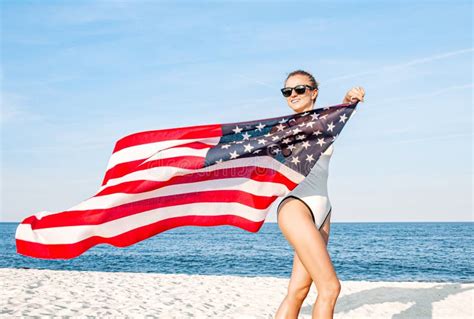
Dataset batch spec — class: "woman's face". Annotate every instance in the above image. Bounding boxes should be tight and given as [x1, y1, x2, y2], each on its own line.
[283, 74, 318, 113]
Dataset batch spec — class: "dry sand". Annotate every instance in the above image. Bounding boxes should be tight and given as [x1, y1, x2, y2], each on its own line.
[1, 268, 472, 318]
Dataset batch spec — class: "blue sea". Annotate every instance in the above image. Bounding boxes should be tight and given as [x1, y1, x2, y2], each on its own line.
[1, 222, 472, 282]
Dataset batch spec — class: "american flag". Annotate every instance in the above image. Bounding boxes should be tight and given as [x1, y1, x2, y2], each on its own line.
[16, 102, 357, 259]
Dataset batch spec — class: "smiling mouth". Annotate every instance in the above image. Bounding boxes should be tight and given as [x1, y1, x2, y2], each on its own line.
[291, 99, 300, 103]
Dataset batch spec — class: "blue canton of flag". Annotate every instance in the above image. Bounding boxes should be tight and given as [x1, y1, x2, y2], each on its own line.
[205, 102, 357, 176]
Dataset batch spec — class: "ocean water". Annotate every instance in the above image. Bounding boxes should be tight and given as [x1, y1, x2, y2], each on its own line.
[1, 222, 472, 282]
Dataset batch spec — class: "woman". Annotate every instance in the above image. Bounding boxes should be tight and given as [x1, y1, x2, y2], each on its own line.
[275, 70, 365, 319]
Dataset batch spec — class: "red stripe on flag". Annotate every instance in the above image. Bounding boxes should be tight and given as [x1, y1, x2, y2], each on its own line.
[112, 124, 222, 153]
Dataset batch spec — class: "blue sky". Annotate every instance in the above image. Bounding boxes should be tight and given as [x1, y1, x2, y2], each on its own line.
[1, 0, 472, 222]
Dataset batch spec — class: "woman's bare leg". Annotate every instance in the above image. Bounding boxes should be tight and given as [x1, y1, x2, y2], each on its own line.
[276, 199, 340, 319]
[320, 212, 332, 245]
[275, 209, 333, 318]
[274, 246, 312, 318]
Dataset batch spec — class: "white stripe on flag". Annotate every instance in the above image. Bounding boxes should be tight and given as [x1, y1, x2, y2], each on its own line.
[106, 137, 221, 170]
[140, 146, 210, 165]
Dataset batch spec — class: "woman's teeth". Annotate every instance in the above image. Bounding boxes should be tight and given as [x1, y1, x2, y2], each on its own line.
[291, 99, 300, 103]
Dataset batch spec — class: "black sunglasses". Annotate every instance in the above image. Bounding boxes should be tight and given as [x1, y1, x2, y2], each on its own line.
[280, 85, 315, 97]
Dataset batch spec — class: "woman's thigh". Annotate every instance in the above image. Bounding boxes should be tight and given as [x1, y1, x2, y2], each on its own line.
[287, 212, 332, 293]
[278, 198, 337, 291]
[320, 212, 331, 245]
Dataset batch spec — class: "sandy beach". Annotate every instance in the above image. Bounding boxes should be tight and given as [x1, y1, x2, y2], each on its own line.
[0, 268, 472, 318]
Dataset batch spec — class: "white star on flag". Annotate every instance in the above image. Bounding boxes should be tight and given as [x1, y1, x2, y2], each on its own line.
[232, 126, 243, 134]
[296, 134, 306, 140]
[305, 154, 315, 163]
[327, 122, 335, 132]
[244, 144, 254, 153]
[229, 150, 239, 159]
[293, 127, 302, 135]
[242, 132, 251, 140]
[291, 156, 300, 164]
[276, 123, 286, 131]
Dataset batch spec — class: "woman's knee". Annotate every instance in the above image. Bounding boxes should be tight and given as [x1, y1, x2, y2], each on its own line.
[288, 284, 311, 302]
[317, 279, 341, 301]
